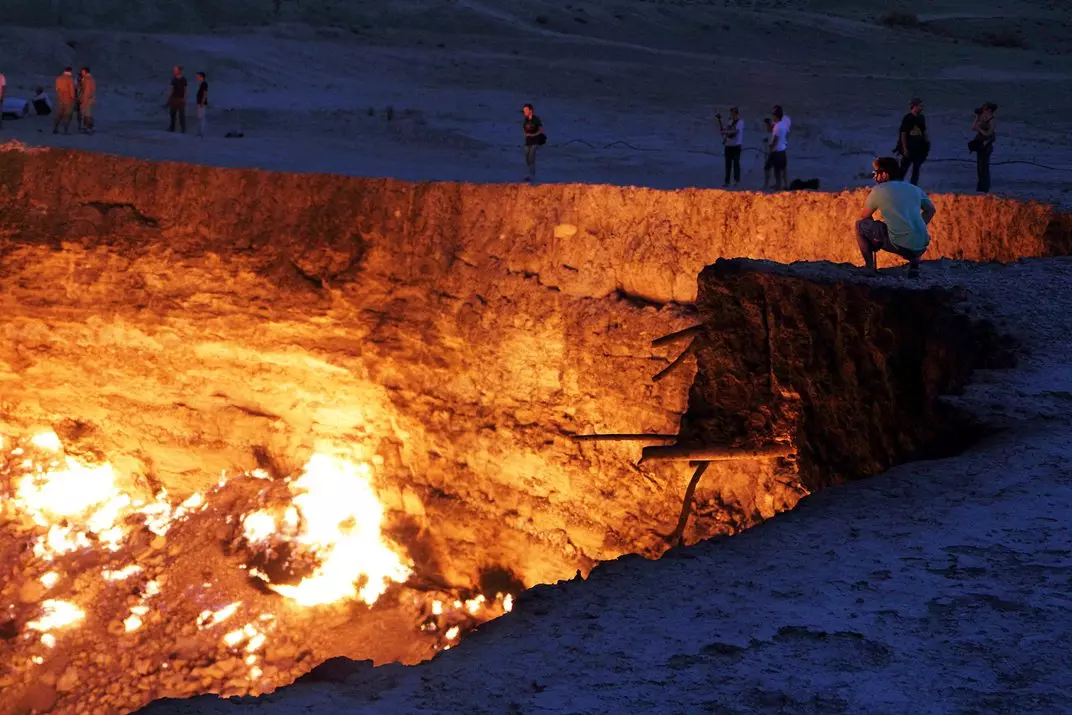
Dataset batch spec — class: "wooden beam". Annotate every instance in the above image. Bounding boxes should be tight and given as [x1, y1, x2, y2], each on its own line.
[571, 433, 679, 442]
[665, 461, 709, 547]
[640, 443, 794, 464]
[651, 324, 702, 347]
[652, 338, 696, 383]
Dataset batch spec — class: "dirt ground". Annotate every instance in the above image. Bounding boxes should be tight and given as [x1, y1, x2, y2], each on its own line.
[0, 0, 1070, 202]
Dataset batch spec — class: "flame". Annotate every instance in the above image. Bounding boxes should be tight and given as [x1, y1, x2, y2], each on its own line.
[9, 433, 207, 565]
[17, 457, 118, 519]
[102, 565, 143, 582]
[29, 431, 63, 451]
[198, 601, 241, 629]
[242, 512, 277, 542]
[39, 572, 60, 589]
[246, 453, 411, 607]
[26, 600, 84, 631]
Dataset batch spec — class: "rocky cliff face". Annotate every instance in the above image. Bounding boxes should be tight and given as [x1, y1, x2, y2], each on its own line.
[683, 259, 1016, 493]
[0, 145, 1053, 714]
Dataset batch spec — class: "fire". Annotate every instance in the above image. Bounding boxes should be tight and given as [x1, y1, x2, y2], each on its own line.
[243, 453, 411, 607]
[29, 431, 63, 451]
[9, 432, 207, 564]
[26, 599, 84, 631]
[17, 457, 118, 520]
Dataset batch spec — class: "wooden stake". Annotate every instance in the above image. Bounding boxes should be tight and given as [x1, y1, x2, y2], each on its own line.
[571, 434, 678, 442]
[651, 324, 702, 347]
[652, 338, 696, 383]
[665, 461, 709, 547]
[640, 443, 794, 464]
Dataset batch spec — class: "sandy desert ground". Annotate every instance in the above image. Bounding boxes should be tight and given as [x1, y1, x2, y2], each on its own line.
[1, 0, 1071, 203]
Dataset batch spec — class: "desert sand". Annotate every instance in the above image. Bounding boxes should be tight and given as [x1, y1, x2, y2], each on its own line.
[1, 0, 1070, 202]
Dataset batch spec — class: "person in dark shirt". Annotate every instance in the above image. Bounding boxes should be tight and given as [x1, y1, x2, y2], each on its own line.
[971, 102, 997, 193]
[167, 65, 188, 133]
[195, 72, 208, 138]
[896, 98, 929, 185]
[521, 103, 545, 182]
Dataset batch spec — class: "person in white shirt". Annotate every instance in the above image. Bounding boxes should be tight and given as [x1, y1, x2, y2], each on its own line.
[719, 106, 744, 187]
[764, 105, 789, 191]
[0, 72, 6, 129]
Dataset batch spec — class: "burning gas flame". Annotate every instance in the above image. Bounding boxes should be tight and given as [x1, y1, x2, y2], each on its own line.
[243, 453, 411, 606]
[10, 431, 207, 564]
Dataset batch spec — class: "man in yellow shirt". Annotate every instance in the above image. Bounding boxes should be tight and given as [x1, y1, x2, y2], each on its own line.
[53, 67, 76, 134]
[79, 67, 97, 134]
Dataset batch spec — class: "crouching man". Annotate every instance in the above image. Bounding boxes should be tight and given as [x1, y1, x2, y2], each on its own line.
[856, 156, 936, 277]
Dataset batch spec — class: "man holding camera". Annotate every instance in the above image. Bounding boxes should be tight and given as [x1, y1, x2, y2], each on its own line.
[896, 98, 929, 186]
[718, 107, 743, 187]
[855, 156, 936, 277]
[970, 103, 997, 193]
[521, 103, 545, 182]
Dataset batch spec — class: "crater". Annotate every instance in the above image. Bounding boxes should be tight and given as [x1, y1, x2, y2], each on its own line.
[0, 147, 1067, 714]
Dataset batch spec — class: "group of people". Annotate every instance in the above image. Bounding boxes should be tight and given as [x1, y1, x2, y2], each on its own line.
[894, 97, 998, 193]
[519, 99, 948, 280]
[713, 97, 999, 194]
[718, 105, 793, 190]
[46, 67, 98, 135]
[0, 64, 210, 138]
[166, 65, 210, 137]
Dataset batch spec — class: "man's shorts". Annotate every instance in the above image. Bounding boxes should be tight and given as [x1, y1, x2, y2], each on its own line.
[857, 218, 922, 262]
[765, 150, 787, 170]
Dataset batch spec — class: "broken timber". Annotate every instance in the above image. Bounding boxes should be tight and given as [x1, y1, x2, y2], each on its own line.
[640, 443, 794, 464]
[571, 433, 679, 442]
[652, 338, 696, 382]
[651, 324, 702, 347]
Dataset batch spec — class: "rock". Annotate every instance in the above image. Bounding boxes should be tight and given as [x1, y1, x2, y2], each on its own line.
[686, 259, 1013, 492]
[296, 656, 373, 684]
[18, 683, 57, 713]
[19, 579, 46, 604]
[57, 666, 80, 692]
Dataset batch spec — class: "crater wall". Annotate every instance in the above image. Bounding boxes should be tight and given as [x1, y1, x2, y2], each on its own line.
[0, 146, 1064, 713]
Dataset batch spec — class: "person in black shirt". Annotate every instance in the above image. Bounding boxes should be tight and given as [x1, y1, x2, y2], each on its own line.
[195, 72, 208, 138]
[522, 103, 545, 182]
[896, 98, 929, 185]
[167, 65, 188, 133]
[970, 102, 997, 193]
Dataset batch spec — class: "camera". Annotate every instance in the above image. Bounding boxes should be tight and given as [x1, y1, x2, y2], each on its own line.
[974, 107, 983, 115]
[715, 112, 722, 120]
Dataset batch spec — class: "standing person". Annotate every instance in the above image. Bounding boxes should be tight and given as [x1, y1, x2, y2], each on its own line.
[855, 156, 936, 277]
[521, 103, 545, 182]
[970, 102, 997, 193]
[53, 67, 76, 134]
[761, 116, 773, 188]
[195, 72, 208, 138]
[719, 106, 743, 187]
[167, 65, 188, 133]
[73, 70, 83, 132]
[79, 67, 97, 135]
[0, 70, 6, 129]
[765, 106, 789, 191]
[896, 98, 929, 185]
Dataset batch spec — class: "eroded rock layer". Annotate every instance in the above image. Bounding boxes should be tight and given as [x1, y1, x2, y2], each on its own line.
[0, 145, 1060, 714]
[683, 259, 1015, 492]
